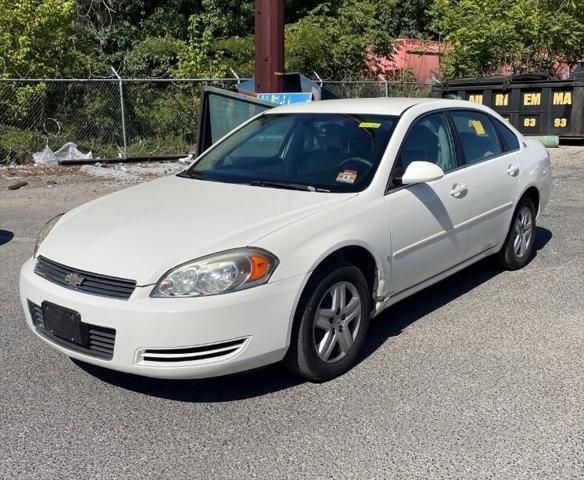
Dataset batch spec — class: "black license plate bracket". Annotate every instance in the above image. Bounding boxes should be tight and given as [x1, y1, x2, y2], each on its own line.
[42, 302, 87, 345]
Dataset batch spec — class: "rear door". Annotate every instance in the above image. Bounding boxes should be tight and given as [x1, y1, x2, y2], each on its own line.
[385, 112, 471, 295]
[448, 110, 520, 256]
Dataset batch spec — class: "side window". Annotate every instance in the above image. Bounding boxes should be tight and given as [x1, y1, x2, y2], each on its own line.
[395, 112, 457, 180]
[494, 119, 520, 152]
[450, 111, 502, 163]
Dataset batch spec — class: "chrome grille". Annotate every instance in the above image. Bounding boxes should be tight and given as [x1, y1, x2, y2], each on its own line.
[35, 256, 136, 300]
[27, 300, 116, 360]
[140, 338, 248, 363]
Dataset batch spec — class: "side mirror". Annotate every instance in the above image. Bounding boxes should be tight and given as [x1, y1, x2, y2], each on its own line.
[402, 161, 445, 185]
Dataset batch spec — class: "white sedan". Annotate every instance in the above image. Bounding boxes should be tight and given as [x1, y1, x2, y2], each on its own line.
[20, 98, 551, 382]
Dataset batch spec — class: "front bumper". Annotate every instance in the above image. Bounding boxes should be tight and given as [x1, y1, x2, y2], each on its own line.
[19, 258, 305, 379]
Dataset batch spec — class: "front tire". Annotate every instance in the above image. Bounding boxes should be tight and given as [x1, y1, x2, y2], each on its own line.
[496, 197, 536, 270]
[285, 262, 371, 382]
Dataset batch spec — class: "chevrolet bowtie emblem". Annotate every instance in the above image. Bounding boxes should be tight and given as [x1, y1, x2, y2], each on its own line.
[64, 272, 84, 287]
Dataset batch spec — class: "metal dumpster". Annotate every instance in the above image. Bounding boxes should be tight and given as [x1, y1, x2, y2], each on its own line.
[431, 73, 584, 140]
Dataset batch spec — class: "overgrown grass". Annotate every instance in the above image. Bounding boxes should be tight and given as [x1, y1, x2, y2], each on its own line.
[0, 127, 46, 165]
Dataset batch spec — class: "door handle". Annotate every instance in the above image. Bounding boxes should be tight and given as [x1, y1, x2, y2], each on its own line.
[506, 164, 519, 176]
[449, 183, 467, 197]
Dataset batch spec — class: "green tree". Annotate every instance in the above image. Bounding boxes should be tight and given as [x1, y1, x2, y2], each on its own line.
[125, 36, 183, 77]
[176, 0, 398, 80]
[431, 0, 584, 78]
[213, 36, 255, 77]
[0, 0, 86, 77]
[377, 0, 436, 39]
[286, 0, 393, 79]
[76, 0, 199, 75]
[174, 16, 229, 78]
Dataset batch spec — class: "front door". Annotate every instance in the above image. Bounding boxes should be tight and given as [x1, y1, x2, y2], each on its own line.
[385, 112, 471, 296]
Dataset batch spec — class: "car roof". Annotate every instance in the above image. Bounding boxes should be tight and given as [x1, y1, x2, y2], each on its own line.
[266, 97, 477, 116]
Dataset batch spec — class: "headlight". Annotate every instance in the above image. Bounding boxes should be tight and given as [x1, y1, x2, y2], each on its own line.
[34, 213, 65, 257]
[151, 248, 279, 297]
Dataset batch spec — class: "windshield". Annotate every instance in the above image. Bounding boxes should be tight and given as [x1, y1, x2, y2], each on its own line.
[185, 113, 399, 192]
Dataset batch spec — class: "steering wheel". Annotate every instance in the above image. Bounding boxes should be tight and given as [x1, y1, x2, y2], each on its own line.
[339, 156, 373, 170]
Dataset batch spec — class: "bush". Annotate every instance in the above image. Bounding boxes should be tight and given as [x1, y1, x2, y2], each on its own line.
[0, 127, 46, 165]
[126, 135, 192, 157]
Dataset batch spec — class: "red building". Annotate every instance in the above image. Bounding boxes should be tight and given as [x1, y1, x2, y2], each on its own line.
[369, 38, 447, 83]
[369, 38, 579, 82]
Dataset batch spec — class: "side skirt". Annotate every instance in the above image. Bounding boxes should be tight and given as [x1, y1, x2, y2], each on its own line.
[373, 246, 497, 317]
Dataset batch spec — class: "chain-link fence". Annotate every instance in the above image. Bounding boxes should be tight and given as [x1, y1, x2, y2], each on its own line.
[0, 78, 241, 164]
[321, 80, 433, 99]
[0, 78, 432, 164]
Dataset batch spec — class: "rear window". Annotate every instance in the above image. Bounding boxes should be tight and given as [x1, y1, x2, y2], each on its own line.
[450, 111, 502, 164]
[494, 120, 520, 152]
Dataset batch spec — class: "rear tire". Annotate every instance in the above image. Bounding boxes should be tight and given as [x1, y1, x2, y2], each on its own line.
[495, 196, 536, 270]
[285, 262, 371, 382]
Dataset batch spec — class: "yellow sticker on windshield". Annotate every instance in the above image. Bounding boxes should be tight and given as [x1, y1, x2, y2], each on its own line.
[470, 120, 486, 135]
[359, 122, 381, 129]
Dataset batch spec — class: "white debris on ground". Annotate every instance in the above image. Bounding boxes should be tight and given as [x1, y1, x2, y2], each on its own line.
[127, 162, 186, 177]
[33, 142, 93, 165]
[79, 164, 136, 181]
[32, 145, 57, 165]
[54, 142, 93, 163]
[178, 153, 193, 164]
[79, 162, 185, 182]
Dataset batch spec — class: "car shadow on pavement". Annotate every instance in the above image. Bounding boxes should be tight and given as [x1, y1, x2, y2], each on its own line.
[0, 230, 14, 246]
[74, 360, 303, 402]
[360, 226, 552, 360]
[76, 226, 552, 402]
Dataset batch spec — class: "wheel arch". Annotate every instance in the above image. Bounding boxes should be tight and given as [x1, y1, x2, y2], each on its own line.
[309, 245, 380, 298]
[283, 243, 382, 359]
[503, 185, 540, 238]
[289, 243, 382, 324]
[521, 185, 540, 216]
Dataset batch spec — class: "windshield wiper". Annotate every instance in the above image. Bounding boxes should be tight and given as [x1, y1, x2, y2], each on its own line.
[249, 180, 317, 192]
[178, 170, 206, 180]
[179, 174, 326, 191]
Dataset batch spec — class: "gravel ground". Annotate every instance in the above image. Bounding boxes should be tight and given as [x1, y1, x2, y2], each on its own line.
[1, 150, 583, 479]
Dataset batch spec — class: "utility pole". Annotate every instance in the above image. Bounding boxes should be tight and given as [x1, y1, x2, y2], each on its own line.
[254, 0, 284, 93]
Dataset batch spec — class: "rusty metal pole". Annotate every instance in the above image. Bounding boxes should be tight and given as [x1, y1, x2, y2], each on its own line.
[254, 0, 284, 93]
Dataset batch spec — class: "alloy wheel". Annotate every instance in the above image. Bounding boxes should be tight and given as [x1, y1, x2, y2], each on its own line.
[513, 206, 533, 258]
[313, 281, 362, 363]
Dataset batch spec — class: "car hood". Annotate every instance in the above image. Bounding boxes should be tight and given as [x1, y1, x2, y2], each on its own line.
[38, 175, 356, 285]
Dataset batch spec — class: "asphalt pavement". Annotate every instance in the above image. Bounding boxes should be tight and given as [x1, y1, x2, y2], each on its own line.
[1, 149, 583, 479]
